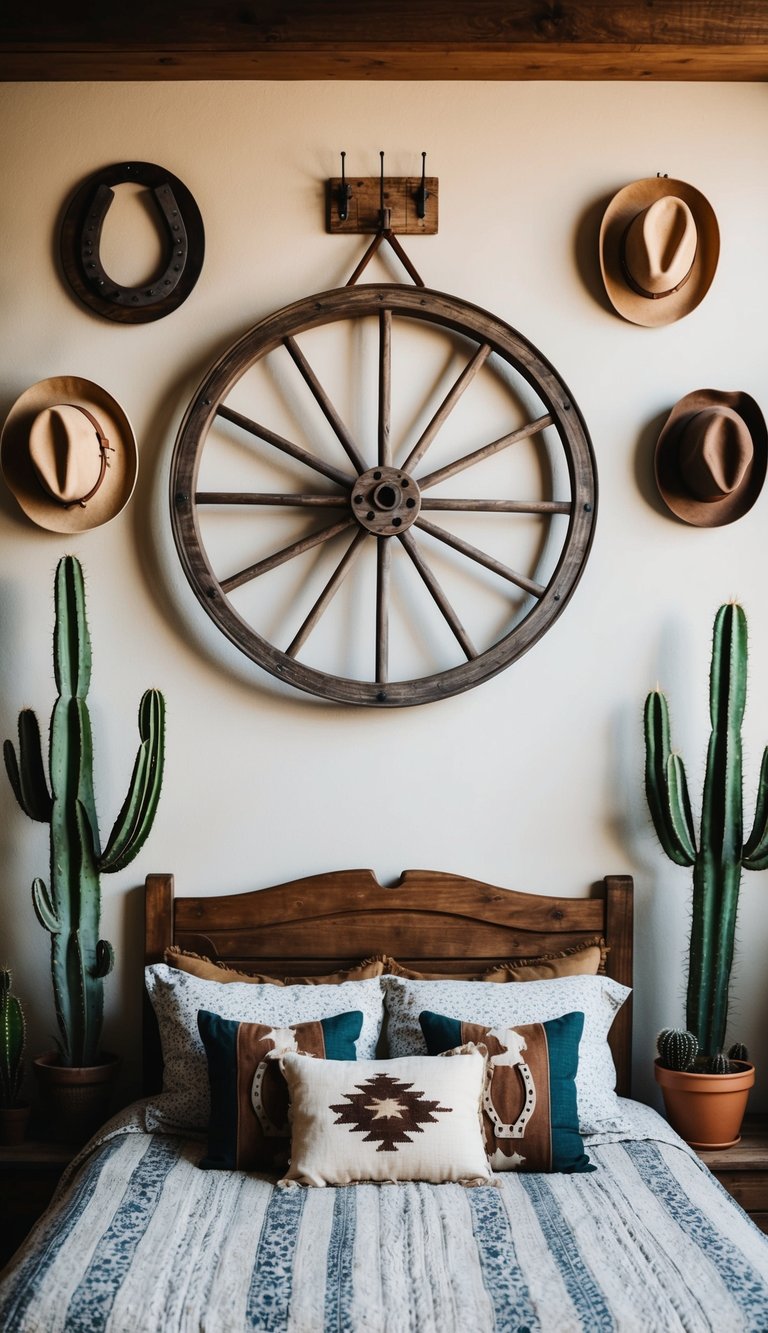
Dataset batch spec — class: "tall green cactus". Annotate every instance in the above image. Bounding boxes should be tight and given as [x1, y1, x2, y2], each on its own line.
[3, 556, 165, 1068]
[644, 602, 768, 1058]
[0, 968, 26, 1108]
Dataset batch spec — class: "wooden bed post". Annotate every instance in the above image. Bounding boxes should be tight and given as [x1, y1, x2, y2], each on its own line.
[143, 873, 175, 1092]
[603, 874, 634, 1099]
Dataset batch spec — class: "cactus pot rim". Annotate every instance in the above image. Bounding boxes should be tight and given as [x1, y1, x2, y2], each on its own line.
[33, 1049, 120, 1079]
[654, 1058, 755, 1092]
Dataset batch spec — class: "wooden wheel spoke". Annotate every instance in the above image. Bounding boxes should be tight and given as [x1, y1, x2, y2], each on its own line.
[283, 336, 368, 474]
[286, 529, 368, 659]
[418, 413, 553, 491]
[379, 307, 392, 467]
[415, 517, 546, 598]
[402, 342, 491, 474]
[196, 490, 349, 507]
[376, 537, 391, 684]
[221, 518, 355, 593]
[399, 530, 478, 660]
[421, 497, 571, 515]
[217, 403, 352, 488]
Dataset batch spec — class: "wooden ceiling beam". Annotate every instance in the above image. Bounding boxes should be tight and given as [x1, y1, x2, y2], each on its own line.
[2, 3, 767, 82]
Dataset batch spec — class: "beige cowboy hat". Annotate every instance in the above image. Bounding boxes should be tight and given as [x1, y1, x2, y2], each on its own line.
[654, 389, 767, 527]
[599, 177, 719, 326]
[1, 376, 137, 532]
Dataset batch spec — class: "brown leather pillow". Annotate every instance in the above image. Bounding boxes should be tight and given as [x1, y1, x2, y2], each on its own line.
[379, 939, 608, 983]
[163, 946, 387, 986]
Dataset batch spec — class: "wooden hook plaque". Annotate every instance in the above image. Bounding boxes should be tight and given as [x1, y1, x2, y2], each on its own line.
[59, 161, 205, 323]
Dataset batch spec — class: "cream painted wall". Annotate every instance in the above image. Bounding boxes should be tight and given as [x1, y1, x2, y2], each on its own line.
[1, 80, 768, 1110]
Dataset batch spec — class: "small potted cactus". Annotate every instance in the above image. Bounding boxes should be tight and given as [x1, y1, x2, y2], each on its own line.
[0, 967, 30, 1144]
[3, 556, 165, 1142]
[644, 602, 763, 1148]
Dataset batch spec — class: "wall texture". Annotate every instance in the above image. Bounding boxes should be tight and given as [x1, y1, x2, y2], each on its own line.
[1, 81, 767, 1109]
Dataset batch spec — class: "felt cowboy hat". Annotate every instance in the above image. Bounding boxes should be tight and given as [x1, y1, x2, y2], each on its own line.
[654, 389, 767, 527]
[1, 376, 137, 532]
[599, 177, 719, 326]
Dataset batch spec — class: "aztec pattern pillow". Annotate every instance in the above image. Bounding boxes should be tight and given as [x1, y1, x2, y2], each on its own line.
[419, 1009, 594, 1173]
[382, 974, 631, 1134]
[279, 1050, 492, 1187]
[198, 1008, 363, 1171]
[144, 964, 384, 1132]
[164, 946, 388, 986]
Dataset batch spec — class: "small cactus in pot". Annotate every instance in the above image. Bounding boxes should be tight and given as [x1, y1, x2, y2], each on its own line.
[3, 556, 165, 1070]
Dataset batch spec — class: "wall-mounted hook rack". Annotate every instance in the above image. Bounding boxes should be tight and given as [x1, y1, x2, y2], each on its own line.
[326, 150, 438, 235]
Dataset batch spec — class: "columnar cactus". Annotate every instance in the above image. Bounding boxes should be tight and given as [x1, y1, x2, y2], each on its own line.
[644, 602, 768, 1059]
[657, 1028, 698, 1072]
[4, 556, 165, 1067]
[0, 968, 25, 1108]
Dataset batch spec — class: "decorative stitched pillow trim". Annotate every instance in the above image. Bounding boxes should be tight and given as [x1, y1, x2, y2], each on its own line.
[278, 1051, 493, 1187]
[198, 1008, 363, 1171]
[420, 1009, 594, 1173]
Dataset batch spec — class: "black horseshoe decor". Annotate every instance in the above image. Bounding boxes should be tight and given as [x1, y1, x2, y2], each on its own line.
[59, 161, 205, 323]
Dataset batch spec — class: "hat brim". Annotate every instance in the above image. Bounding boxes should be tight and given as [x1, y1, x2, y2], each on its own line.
[1, 376, 137, 532]
[599, 177, 719, 327]
[654, 389, 767, 526]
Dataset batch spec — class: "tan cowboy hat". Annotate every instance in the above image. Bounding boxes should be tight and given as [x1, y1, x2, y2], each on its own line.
[654, 389, 767, 526]
[1, 376, 137, 532]
[599, 177, 719, 326]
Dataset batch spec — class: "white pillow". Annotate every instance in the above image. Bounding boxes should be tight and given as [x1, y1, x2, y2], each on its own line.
[144, 964, 385, 1132]
[279, 1050, 492, 1187]
[382, 974, 630, 1134]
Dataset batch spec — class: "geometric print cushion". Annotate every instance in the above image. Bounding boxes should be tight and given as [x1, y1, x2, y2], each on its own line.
[419, 1010, 594, 1174]
[278, 1051, 493, 1187]
[197, 1009, 363, 1172]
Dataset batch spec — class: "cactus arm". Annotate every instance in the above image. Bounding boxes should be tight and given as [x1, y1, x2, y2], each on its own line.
[32, 877, 59, 933]
[0, 970, 26, 1107]
[54, 556, 91, 699]
[665, 753, 697, 863]
[4, 711, 52, 822]
[743, 745, 768, 868]
[644, 689, 696, 866]
[99, 691, 165, 873]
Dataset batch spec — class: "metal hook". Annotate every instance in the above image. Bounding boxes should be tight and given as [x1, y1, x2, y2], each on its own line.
[338, 151, 352, 222]
[415, 152, 429, 220]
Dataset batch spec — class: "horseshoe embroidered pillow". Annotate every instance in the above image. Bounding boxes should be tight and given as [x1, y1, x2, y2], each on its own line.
[197, 1008, 364, 1171]
[279, 1051, 492, 1187]
[419, 1010, 593, 1173]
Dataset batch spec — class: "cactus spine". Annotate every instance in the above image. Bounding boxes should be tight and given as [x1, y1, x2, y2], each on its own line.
[657, 1028, 698, 1072]
[3, 556, 165, 1068]
[0, 969, 26, 1107]
[644, 602, 768, 1059]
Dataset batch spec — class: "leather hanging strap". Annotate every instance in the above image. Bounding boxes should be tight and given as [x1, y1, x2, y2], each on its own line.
[63, 404, 113, 508]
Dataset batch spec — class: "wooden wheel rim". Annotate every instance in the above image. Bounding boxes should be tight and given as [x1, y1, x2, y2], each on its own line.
[170, 284, 597, 706]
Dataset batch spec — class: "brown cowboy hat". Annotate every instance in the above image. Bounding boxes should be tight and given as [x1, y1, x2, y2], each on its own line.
[654, 389, 767, 527]
[1, 376, 137, 532]
[599, 177, 719, 327]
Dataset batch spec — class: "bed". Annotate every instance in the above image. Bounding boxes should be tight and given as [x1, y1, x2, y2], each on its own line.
[2, 867, 768, 1333]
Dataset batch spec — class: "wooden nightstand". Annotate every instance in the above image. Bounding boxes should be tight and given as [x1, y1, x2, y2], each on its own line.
[0, 1140, 76, 1268]
[695, 1115, 768, 1233]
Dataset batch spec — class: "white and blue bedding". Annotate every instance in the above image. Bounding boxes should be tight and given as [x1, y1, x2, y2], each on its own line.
[2, 1099, 768, 1332]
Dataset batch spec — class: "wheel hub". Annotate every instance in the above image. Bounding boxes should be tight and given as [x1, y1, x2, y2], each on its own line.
[350, 465, 421, 535]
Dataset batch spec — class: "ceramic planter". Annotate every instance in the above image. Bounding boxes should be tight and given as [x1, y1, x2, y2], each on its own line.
[654, 1058, 755, 1149]
[33, 1051, 119, 1145]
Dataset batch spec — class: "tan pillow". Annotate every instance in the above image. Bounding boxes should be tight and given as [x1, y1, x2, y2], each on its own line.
[379, 939, 607, 983]
[279, 1050, 492, 1187]
[163, 946, 387, 987]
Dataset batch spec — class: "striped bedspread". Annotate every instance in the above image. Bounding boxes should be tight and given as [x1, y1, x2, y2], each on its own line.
[2, 1101, 768, 1332]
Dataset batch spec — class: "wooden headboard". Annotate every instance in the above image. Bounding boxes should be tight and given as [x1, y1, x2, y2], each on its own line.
[144, 868, 633, 1095]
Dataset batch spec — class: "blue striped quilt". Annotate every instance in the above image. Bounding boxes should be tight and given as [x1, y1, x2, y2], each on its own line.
[2, 1100, 768, 1332]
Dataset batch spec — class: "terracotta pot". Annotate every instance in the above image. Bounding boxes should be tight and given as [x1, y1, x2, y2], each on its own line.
[654, 1058, 755, 1149]
[33, 1051, 120, 1145]
[0, 1103, 31, 1145]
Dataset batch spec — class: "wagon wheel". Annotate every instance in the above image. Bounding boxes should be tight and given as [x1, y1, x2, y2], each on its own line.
[170, 284, 596, 707]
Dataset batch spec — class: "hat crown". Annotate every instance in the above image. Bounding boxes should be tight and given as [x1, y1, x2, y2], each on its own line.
[678, 406, 752, 502]
[623, 196, 698, 296]
[28, 405, 105, 504]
